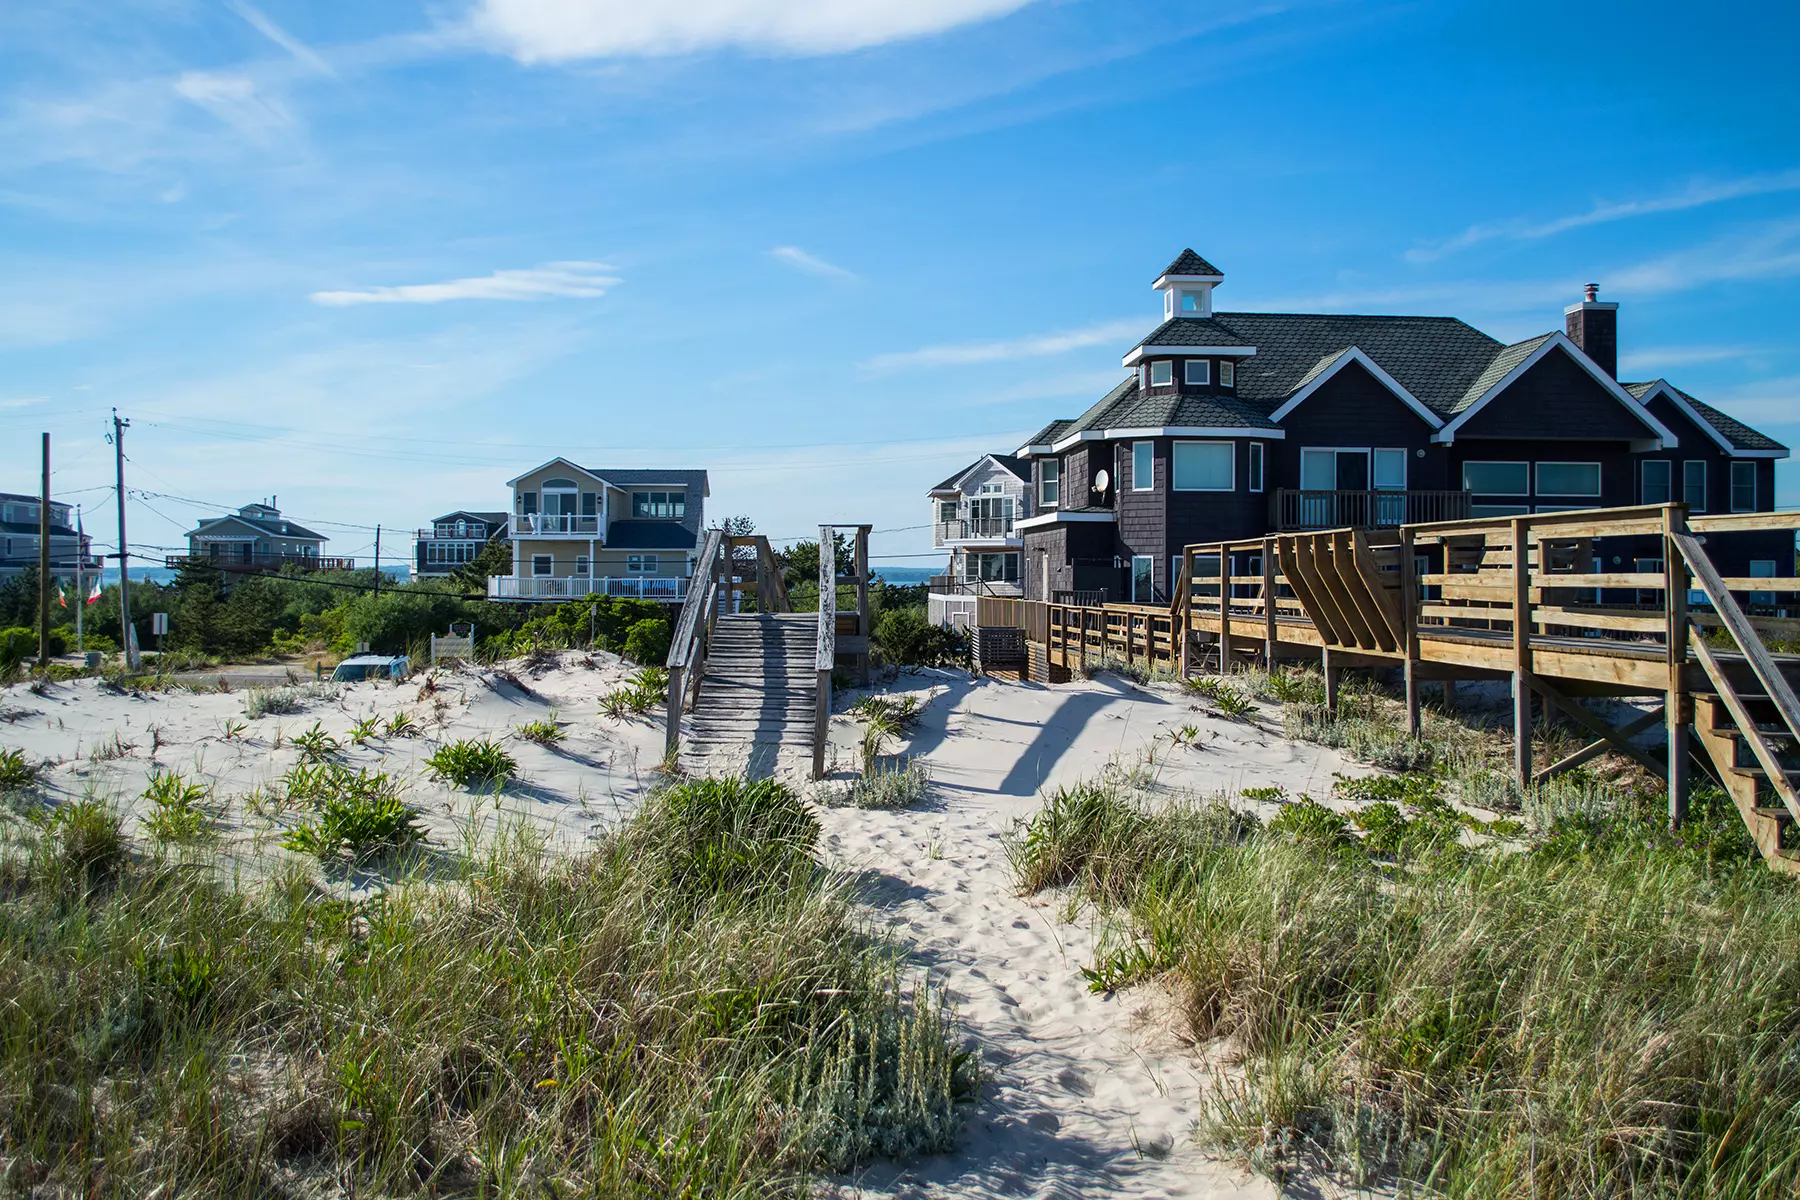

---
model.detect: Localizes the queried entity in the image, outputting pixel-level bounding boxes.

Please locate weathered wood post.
[1216,549,1233,673]
[1664,504,1690,829]
[1400,525,1421,737]
[1262,536,1278,669]
[1511,517,1533,792]
[1322,646,1340,720]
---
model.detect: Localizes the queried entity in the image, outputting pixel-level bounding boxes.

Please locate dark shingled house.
[997,251,1790,605]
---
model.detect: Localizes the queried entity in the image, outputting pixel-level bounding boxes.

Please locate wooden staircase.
[678,613,821,776]
[1690,689,1800,871]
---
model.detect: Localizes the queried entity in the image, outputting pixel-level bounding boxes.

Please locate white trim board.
[1014,511,1116,531]
[1122,344,1257,367]
[1268,347,1443,429]
[1050,425,1284,453]
[1634,380,1789,459]
[1432,333,1678,448]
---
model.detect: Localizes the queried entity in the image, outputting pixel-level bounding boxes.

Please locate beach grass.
[1006,774,1800,1197]
[0,774,973,1197]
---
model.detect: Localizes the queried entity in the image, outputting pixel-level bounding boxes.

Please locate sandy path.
[819,673,1364,1199]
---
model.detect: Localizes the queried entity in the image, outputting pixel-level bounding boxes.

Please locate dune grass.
[1006,776,1800,1197]
[0,775,973,1197]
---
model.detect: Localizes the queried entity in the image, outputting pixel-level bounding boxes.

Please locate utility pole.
[74,506,84,654]
[37,433,50,669]
[373,524,381,597]
[112,410,137,669]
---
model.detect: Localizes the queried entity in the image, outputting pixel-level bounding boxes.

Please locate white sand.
[1,661,1374,1198]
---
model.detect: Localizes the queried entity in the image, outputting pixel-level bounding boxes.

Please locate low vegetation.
[1006,766,1790,1197]
[140,771,217,843]
[599,667,668,720]
[843,757,932,809]
[0,746,40,794]
[0,774,972,1195]
[424,738,518,789]
[514,715,564,745]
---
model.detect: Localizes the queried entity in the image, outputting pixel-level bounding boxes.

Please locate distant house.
[172,500,353,572]
[488,459,709,603]
[925,454,1032,627]
[414,510,509,578]
[0,492,100,583]
[973,249,1790,605]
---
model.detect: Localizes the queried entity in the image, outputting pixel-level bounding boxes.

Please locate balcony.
[166,553,357,572]
[417,525,497,542]
[924,574,1023,598]
[487,575,688,602]
[510,513,601,537]
[1273,489,1471,532]
[932,516,1019,546]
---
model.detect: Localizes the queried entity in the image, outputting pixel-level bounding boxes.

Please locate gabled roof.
[1626,381,1789,456]
[1266,346,1442,429]
[1447,332,1557,416]
[1433,331,1676,446]
[191,511,326,542]
[505,458,710,496]
[430,510,509,526]
[928,453,1031,494]
[1156,249,1224,279]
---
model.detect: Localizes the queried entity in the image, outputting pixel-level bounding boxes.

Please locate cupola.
[1154,248,1225,320]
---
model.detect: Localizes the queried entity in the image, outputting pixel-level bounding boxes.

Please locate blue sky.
[4,0,1798,572]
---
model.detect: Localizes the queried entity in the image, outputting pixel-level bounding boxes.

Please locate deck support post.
[1178,547,1194,680]
[1216,550,1233,675]
[1511,517,1533,793]
[1664,506,1690,829]
[1441,679,1458,709]
[813,668,830,779]
[1400,527,1420,738]
[1262,536,1278,669]
[1323,647,1340,720]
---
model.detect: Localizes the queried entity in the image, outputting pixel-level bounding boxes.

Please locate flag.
[87,577,101,605]
[57,582,67,608]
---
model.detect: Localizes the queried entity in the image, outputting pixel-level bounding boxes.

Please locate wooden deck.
[1022,504,1800,871]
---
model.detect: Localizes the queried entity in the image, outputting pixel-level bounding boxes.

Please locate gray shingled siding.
[1271,361,1447,492]
[1455,349,1658,441]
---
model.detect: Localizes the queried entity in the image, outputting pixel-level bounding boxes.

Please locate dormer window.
[1180,291,1201,313]
[1149,361,1173,387]
[1184,360,1210,386]
[1220,360,1235,388]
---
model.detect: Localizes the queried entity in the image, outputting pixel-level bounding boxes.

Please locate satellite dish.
[1093,469,1111,492]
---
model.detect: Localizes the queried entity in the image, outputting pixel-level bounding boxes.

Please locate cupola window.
[1220,361,1235,388]
[1184,360,1210,386]
[1149,361,1173,387]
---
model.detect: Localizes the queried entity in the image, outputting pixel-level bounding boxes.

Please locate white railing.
[509,513,601,536]
[488,575,688,601]
[932,516,1018,546]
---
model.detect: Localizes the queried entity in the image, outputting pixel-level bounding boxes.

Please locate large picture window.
[1462,461,1529,495]
[1535,462,1601,496]
[1640,460,1672,505]
[1731,461,1757,512]
[627,554,659,573]
[1172,441,1233,491]
[631,491,685,519]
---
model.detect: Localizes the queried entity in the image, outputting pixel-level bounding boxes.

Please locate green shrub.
[845,758,931,809]
[290,721,340,762]
[424,738,517,788]
[631,776,820,905]
[623,617,672,666]
[1004,782,1145,894]
[244,686,306,718]
[1266,794,1351,848]
[36,797,125,881]
[141,772,216,843]
[281,790,426,861]
[0,747,39,794]
[873,607,965,668]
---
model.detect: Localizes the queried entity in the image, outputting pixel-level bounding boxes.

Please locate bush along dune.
[0,775,974,1197]
[1007,776,1800,1198]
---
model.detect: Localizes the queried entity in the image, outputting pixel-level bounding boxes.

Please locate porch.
[933,515,1020,546]
[166,552,356,572]
[1272,488,1471,531]
[509,513,601,537]
[487,574,688,602]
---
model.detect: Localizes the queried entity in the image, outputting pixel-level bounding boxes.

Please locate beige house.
[488,459,709,603]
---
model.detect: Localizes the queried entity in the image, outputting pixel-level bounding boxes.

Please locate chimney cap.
[1583,282,1599,302]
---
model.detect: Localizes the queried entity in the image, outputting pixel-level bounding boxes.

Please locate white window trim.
[574,555,590,576]
[1373,446,1409,490]
[1122,344,1256,367]
[1248,442,1264,493]
[1131,441,1155,491]
[1683,460,1708,512]
[1171,440,1236,492]
[1149,360,1173,387]
[531,554,553,577]
[626,554,659,573]
[1533,461,1602,498]
[1220,360,1235,388]
[1184,359,1210,386]
[1462,460,1530,496]
[1640,459,1673,505]
[1730,461,1757,512]
[1040,460,1061,509]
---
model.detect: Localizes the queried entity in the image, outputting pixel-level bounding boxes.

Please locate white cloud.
[172,70,296,141]
[1696,375,1800,430]
[310,261,620,306]
[229,2,335,75]
[465,0,1037,61]
[1406,169,1800,263]
[1617,345,1752,374]
[769,245,857,280]
[861,317,1144,372]
[0,396,46,410]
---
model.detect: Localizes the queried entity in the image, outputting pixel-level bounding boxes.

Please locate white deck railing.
[488,575,687,601]
[509,513,601,536]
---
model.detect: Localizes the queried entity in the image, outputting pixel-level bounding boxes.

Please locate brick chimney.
[1565,283,1619,379]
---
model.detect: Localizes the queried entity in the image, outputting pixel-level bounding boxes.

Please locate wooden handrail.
[664,528,726,760]
[1670,525,1800,746]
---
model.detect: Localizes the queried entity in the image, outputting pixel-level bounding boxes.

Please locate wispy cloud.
[173,70,297,141]
[861,317,1143,372]
[465,0,1038,62]
[1618,345,1753,374]
[310,262,620,306]
[769,245,857,280]
[229,2,335,75]
[1698,375,1800,429]
[0,396,46,410]
[1406,170,1800,263]
[963,370,1127,406]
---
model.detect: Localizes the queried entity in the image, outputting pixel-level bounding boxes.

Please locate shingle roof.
[1631,382,1789,452]
[431,510,509,526]
[1157,249,1223,279]
[605,521,698,550]
[1135,317,1256,351]
[1210,312,1506,419]
[193,512,327,542]
[585,468,710,496]
[929,453,1034,492]
[1020,419,1073,448]
[1445,332,1557,416]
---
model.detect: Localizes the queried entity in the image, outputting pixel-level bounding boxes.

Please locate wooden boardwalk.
[1001,504,1800,872]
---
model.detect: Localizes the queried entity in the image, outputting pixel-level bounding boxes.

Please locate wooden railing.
[1272,488,1470,531]
[813,524,873,778]
[166,553,357,572]
[665,528,728,761]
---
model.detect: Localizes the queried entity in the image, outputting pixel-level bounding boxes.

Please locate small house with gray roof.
[925,453,1034,626]
[990,250,1789,605]
[488,459,709,603]
[175,501,352,573]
